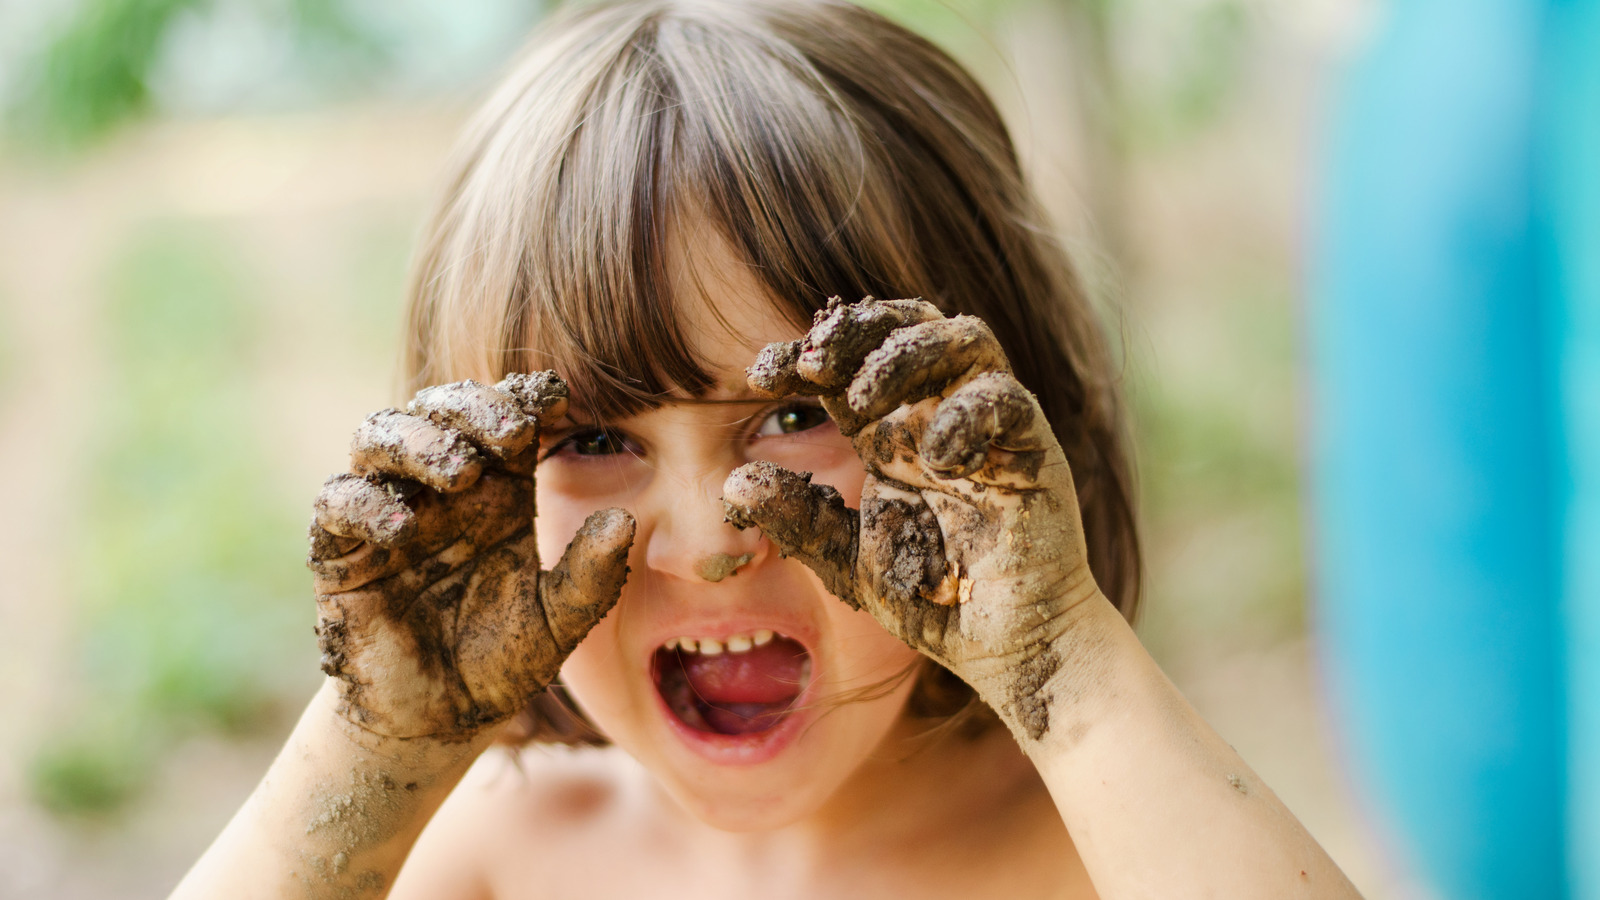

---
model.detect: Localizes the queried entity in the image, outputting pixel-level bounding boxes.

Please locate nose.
[640,457,768,584]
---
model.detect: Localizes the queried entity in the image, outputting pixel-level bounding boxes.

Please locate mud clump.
[351,409,483,492]
[859,497,948,606]
[695,552,754,583]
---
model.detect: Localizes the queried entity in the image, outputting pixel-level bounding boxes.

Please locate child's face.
[533,238,923,830]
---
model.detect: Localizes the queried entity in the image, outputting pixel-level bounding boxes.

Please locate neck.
[649,714,1048,878]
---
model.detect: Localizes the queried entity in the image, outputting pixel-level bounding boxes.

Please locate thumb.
[722,462,860,608]
[539,508,636,651]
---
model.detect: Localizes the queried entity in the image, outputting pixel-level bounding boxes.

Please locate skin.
[171,249,1362,899]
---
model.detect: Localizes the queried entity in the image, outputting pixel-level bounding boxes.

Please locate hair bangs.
[408,3,941,424]
[502,17,712,422]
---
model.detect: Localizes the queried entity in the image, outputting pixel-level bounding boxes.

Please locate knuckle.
[747,340,809,397]
[494,370,570,424]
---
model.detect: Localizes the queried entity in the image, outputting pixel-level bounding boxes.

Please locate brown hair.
[403,0,1140,744]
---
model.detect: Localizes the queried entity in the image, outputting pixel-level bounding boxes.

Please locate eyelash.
[752,400,831,438]
[543,401,831,460]
[546,427,639,459]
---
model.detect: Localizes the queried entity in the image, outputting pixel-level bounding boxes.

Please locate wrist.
[311,678,501,769]
[969,587,1129,751]
[238,681,499,895]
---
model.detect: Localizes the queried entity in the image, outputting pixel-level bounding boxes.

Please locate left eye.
[755,403,831,437]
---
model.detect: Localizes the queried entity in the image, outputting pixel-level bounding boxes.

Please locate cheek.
[750,430,866,508]
[533,453,652,564]
[558,613,629,724]
[534,487,582,566]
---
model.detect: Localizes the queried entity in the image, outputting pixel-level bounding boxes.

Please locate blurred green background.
[0,0,1401,896]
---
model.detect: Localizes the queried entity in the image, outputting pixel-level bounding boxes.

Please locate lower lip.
[650,664,816,766]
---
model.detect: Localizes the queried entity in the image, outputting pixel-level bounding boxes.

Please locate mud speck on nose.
[696,552,754,583]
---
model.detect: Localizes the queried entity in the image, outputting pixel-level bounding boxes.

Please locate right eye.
[553,428,634,457]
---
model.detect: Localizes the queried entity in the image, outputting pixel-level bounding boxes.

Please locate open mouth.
[651,630,812,736]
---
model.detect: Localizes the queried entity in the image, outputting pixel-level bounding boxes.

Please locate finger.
[313,472,417,544]
[921,372,1047,478]
[494,371,571,428]
[407,380,535,459]
[538,507,636,651]
[794,296,943,392]
[351,409,483,492]
[845,315,1010,421]
[308,518,362,562]
[316,474,532,596]
[746,339,817,399]
[722,461,860,609]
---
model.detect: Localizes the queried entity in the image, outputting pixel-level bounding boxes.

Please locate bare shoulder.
[391,744,638,900]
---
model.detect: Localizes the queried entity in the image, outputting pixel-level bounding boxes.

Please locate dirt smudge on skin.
[299,765,415,897]
[695,552,754,582]
[1007,646,1061,741]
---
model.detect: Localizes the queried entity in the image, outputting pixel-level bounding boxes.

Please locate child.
[174,1,1360,897]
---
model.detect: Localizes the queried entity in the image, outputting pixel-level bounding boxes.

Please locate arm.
[172,680,495,899]
[724,297,1360,900]
[980,592,1356,898]
[171,373,634,900]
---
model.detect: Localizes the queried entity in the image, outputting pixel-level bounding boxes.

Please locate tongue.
[682,639,807,705]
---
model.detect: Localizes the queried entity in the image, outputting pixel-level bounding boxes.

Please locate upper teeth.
[667,629,775,656]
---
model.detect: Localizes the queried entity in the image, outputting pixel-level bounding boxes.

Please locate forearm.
[979,593,1360,900]
[171,679,496,900]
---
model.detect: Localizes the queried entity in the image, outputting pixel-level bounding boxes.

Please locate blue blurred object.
[1544,0,1600,893]
[1310,0,1599,896]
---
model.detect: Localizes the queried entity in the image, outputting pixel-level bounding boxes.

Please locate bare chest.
[479,810,1093,900]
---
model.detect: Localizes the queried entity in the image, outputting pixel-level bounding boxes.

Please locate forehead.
[667,220,810,397]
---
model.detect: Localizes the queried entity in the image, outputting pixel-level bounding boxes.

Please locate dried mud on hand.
[729,297,1096,744]
[308,372,633,742]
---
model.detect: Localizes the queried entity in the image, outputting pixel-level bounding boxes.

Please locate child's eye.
[755,402,831,437]
[553,428,635,457]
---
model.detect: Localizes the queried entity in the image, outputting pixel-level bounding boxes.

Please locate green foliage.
[27,222,316,818]
[1114,0,1252,151]
[26,718,157,817]
[853,0,1015,56]
[16,0,208,144]
[10,0,391,146]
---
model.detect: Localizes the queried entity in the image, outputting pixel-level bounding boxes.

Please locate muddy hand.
[722,298,1097,727]
[308,373,635,741]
